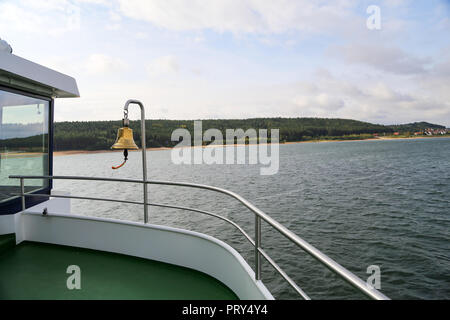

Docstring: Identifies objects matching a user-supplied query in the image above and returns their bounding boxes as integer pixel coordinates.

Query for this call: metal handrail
[123,100,149,223]
[9,174,389,300]
[11,191,310,299]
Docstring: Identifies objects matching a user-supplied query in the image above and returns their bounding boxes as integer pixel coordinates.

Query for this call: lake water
[53,138,450,300]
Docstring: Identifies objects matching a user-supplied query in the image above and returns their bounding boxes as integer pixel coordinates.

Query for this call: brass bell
[111,127,138,150]
[111,126,138,169]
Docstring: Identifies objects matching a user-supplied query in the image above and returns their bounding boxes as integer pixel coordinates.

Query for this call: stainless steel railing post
[255,214,262,280]
[124,99,148,224]
[20,177,25,211]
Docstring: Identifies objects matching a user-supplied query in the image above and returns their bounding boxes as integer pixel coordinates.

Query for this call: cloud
[85,54,128,75]
[146,55,180,76]
[382,0,411,8]
[331,44,431,75]
[0,0,81,36]
[135,32,148,39]
[366,83,414,102]
[53,62,450,126]
[76,0,111,5]
[105,23,121,31]
[292,93,345,117]
[116,0,360,36]
[193,36,205,44]
[287,69,450,124]
[3,0,448,126]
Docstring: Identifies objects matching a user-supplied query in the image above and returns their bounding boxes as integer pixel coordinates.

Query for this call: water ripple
[54,137,450,299]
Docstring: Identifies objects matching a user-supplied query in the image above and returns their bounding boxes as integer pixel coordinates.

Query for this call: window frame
[0,84,54,215]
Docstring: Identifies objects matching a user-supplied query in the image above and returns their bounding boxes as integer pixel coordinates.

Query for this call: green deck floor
[0,239,238,300]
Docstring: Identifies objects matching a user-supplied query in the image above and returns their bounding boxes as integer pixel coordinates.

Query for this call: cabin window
[0,88,50,204]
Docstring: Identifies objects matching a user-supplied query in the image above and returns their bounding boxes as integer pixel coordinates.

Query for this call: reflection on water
[54,138,450,299]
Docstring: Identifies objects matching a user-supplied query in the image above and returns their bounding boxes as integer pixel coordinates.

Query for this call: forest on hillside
[52,117,391,151]
[1,118,447,152]
[51,118,447,151]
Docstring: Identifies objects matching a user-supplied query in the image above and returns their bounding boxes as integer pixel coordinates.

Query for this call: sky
[0,0,449,126]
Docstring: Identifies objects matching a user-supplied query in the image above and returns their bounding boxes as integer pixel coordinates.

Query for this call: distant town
[392,128,448,136]
[419,128,448,136]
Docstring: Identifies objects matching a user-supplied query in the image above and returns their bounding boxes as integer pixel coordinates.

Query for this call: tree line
[54,117,392,151]
[1,118,446,152]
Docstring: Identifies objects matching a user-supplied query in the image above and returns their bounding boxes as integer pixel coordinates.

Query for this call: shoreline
[52,135,450,157]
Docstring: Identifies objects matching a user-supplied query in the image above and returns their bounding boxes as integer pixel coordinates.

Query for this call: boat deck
[0,234,238,300]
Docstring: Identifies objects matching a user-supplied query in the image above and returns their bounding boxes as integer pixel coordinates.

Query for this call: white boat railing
[9,174,390,300]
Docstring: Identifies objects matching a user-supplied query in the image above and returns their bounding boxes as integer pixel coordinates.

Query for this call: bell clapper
[112,149,128,170]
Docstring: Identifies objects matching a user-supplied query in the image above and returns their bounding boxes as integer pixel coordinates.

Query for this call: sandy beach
[53,147,171,156]
[50,135,449,157]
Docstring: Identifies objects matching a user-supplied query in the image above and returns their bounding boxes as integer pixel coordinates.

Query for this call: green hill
[51,117,392,151]
[387,122,445,132]
[1,118,446,152]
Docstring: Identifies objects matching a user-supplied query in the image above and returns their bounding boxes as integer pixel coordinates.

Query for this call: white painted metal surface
[0,214,14,234]
[13,197,273,300]
[0,51,79,98]
[1,191,70,235]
